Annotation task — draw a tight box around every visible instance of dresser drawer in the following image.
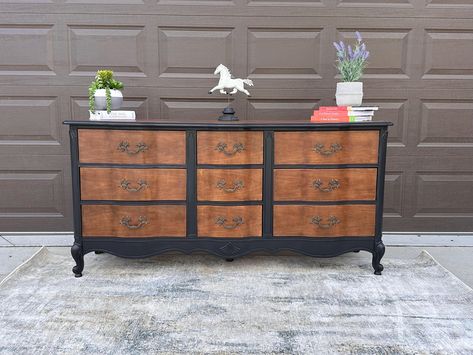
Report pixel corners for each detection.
[274,168,377,201]
[197,205,262,237]
[78,129,186,164]
[197,131,263,165]
[274,205,375,237]
[82,205,186,237]
[197,169,262,201]
[80,168,186,201]
[274,131,379,165]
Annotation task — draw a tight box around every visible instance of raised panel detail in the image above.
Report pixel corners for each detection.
[338,0,412,6]
[337,29,410,78]
[383,172,403,217]
[248,28,322,79]
[0,170,64,218]
[71,96,149,120]
[158,27,233,78]
[0,25,54,75]
[247,100,318,121]
[424,30,473,78]
[0,97,59,146]
[426,0,473,8]
[363,99,407,147]
[414,173,473,216]
[419,100,473,147]
[248,0,323,5]
[160,98,230,120]
[68,25,146,77]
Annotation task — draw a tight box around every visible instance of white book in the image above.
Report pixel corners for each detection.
[349,106,379,111]
[89,110,136,121]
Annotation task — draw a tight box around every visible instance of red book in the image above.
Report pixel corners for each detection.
[313,111,354,119]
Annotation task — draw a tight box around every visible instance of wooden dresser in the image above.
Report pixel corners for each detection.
[64,119,392,277]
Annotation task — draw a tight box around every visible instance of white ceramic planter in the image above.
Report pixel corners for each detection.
[94,89,123,111]
[335,82,363,107]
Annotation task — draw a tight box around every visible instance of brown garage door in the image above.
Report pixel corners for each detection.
[0,1,472,232]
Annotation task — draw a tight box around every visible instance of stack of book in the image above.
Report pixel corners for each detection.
[89,110,136,121]
[311,106,378,123]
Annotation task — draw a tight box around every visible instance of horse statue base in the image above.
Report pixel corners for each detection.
[219,106,238,121]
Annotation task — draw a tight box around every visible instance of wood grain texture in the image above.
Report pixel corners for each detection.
[197,131,263,165]
[273,205,376,237]
[197,205,262,237]
[274,131,379,165]
[78,129,186,164]
[274,168,377,201]
[197,169,262,201]
[80,168,186,201]
[82,205,186,237]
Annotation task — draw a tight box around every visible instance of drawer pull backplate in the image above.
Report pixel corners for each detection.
[120,216,149,229]
[312,178,340,193]
[215,142,245,156]
[117,141,148,155]
[215,216,244,230]
[311,215,340,229]
[313,143,342,156]
[119,179,148,193]
[216,179,244,193]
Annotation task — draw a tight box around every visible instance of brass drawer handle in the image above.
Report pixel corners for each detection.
[313,143,342,156]
[119,179,148,192]
[117,141,148,155]
[216,179,244,193]
[312,178,340,192]
[311,215,340,229]
[215,216,244,230]
[215,142,245,156]
[120,216,148,229]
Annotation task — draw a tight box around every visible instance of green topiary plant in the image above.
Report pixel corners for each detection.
[88,70,124,113]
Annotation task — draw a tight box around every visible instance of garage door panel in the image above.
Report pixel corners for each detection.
[0,155,72,232]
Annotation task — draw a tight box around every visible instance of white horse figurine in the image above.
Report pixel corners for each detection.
[208,64,253,96]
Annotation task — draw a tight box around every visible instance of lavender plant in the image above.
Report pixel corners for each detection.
[333,32,369,82]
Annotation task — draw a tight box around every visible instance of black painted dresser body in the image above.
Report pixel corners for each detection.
[64,119,392,277]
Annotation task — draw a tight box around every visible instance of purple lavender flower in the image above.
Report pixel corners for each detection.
[356,31,362,42]
[333,31,369,81]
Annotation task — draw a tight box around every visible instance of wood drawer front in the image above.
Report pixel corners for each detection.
[274,168,377,202]
[273,205,375,237]
[274,131,379,165]
[78,129,186,164]
[82,205,186,237]
[197,169,262,201]
[80,168,186,201]
[197,205,262,238]
[197,131,263,165]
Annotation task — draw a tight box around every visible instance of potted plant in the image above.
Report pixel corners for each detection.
[333,32,369,107]
[88,69,124,113]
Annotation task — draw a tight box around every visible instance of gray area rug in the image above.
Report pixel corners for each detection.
[0,248,472,354]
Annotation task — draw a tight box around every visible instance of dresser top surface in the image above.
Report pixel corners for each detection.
[64,119,392,129]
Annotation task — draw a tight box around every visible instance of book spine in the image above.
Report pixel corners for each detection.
[319,106,351,111]
[313,112,361,119]
[311,116,371,123]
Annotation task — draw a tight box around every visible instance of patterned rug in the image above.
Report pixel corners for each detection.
[0,248,472,354]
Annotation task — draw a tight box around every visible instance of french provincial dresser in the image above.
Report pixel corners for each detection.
[64,119,392,277]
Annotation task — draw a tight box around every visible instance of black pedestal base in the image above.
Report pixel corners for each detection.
[219,107,238,121]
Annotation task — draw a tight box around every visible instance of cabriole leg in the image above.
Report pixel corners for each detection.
[372,241,385,275]
[71,242,84,278]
